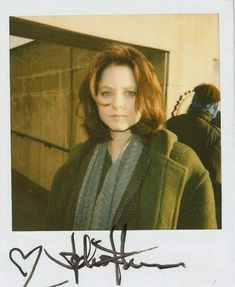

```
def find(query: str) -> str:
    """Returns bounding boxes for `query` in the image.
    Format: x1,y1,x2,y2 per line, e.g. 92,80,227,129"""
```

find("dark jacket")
166,109,221,227
211,111,221,129
47,129,217,230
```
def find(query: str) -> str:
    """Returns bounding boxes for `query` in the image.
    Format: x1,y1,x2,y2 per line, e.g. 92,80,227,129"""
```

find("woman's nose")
111,93,124,109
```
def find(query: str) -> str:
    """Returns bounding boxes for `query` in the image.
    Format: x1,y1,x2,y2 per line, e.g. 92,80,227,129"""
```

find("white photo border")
0,0,234,286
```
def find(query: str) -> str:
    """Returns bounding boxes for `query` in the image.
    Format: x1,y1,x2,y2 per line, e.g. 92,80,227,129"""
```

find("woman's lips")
109,115,126,117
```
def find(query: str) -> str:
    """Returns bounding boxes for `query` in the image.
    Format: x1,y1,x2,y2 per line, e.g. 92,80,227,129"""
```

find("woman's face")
96,64,141,133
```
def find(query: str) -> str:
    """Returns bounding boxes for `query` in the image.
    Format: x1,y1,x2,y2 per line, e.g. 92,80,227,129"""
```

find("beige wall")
11,42,72,190
21,15,219,55
22,14,220,117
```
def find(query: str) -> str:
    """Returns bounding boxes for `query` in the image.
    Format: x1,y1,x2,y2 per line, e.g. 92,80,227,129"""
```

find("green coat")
166,109,221,227
47,129,217,230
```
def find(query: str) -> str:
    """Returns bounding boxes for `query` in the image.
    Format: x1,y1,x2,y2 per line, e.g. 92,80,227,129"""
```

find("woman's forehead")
98,64,136,87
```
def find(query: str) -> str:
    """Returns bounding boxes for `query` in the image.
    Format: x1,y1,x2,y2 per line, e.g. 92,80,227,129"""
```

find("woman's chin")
109,125,131,133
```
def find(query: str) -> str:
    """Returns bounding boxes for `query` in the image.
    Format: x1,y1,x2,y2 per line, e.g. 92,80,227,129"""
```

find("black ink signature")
44,225,185,285
9,225,185,286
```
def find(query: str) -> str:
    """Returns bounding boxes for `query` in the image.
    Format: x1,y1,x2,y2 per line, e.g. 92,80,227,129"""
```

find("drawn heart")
9,245,42,286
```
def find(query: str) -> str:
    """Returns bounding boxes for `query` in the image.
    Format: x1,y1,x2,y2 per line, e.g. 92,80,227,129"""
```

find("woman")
47,44,217,230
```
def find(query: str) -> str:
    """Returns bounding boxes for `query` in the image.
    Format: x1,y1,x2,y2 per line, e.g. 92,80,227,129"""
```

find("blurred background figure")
166,83,221,227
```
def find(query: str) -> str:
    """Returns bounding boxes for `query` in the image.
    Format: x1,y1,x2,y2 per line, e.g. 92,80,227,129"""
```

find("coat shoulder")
170,141,205,169
150,129,207,179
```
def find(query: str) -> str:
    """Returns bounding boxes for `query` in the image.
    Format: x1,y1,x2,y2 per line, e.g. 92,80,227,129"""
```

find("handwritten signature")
9,225,185,286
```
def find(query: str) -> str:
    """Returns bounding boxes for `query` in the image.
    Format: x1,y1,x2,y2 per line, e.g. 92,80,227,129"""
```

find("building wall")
11,42,98,190
11,42,71,190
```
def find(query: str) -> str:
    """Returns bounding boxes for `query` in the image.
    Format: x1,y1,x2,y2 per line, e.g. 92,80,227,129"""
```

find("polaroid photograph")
0,0,234,286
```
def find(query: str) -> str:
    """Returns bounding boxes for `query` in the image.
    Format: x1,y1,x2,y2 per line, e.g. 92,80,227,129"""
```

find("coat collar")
74,129,178,160
188,108,213,122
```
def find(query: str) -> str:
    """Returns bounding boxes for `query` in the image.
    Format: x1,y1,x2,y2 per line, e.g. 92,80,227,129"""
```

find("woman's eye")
101,91,112,98
126,91,137,97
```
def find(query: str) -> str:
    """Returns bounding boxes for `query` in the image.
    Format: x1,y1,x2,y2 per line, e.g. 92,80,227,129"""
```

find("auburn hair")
78,43,165,142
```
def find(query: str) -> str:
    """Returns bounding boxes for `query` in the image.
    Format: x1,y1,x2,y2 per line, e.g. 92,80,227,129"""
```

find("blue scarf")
73,135,144,230
191,96,219,119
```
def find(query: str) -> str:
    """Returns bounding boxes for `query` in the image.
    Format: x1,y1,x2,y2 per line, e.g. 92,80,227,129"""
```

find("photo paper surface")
0,0,234,286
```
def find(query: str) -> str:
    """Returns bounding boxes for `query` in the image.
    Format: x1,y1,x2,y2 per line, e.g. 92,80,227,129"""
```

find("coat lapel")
112,147,150,227
113,130,188,230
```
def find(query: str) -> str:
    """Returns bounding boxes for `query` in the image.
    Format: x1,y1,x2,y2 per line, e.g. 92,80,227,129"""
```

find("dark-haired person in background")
167,84,221,227
47,45,217,230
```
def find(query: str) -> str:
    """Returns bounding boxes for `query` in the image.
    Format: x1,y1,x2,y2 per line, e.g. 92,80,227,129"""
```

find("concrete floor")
12,169,49,231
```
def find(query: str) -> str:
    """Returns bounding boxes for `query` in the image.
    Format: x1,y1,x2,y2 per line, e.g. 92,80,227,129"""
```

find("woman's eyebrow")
98,85,137,91
98,85,113,90
123,86,137,90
